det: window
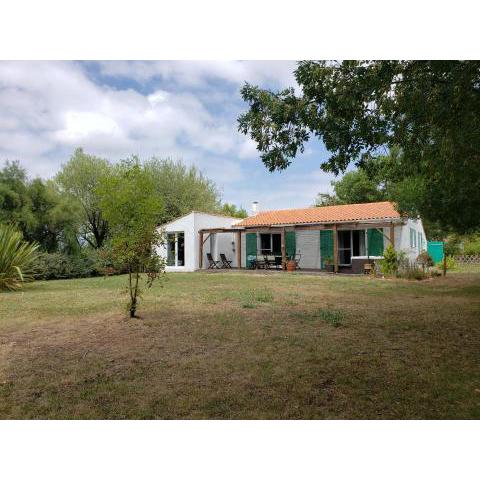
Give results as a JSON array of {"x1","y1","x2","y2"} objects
[
  {"x1": 260, "y1": 233, "x2": 281, "y2": 255},
  {"x1": 166, "y1": 232, "x2": 185, "y2": 267},
  {"x1": 410, "y1": 228, "x2": 416, "y2": 248},
  {"x1": 352, "y1": 230, "x2": 366, "y2": 257},
  {"x1": 418, "y1": 232, "x2": 423, "y2": 252}
]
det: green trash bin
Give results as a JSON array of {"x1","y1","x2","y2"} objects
[{"x1": 427, "y1": 241, "x2": 444, "y2": 264}]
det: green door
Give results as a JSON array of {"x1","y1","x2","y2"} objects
[
  {"x1": 427, "y1": 241, "x2": 444, "y2": 264},
  {"x1": 245, "y1": 232, "x2": 257, "y2": 268},
  {"x1": 367, "y1": 228, "x2": 384, "y2": 256},
  {"x1": 320, "y1": 230, "x2": 334, "y2": 269},
  {"x1": 285, "y1": 231, "x2": 296, "y2": 260}
]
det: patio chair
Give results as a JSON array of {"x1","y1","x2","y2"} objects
[
  {"x1": 220, "y1": 253, "x2": 232, "y2": 268},
  {"x1": 274, "y1": 256, "x2": 283, "y2": 270},
  {"x1": 363, "y1": 262, "x2": 374, "y2": 275},
  {"x1": 206, "y1": 253, "x2": 221, "y2": 269},
  {"x1": 294, "y1": 253, "x2": 302, "y2": 270},
  {"x1": 255, "y1": 255, "x2": 266, "y2": 269},
  {"x1": 264, "y1": 255, "x2": 275, "y2": 269}
]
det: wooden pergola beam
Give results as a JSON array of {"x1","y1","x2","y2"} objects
[
  {"x1": 236, "y1": 230, "x2": 241, "y2": 268},
  {"x1": 199, "y1": 231, "x2": 204, "y2": 269},
  {"x1": 333, "y1": 224, "x2": 339, "y2": 273}
]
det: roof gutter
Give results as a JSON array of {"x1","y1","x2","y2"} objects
[{"x1": 242, "y1": 217, "x2": 405, "y2": 228}]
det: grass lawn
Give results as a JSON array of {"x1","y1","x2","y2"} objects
[{"x1": 1, "y1": 270, "x2": 480, "y2": 419}]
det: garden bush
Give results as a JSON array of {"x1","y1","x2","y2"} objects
[
  {"x1": 380, "y1": 245, "x2": 399, "y2": 275},
  {"x1": 436, "y1": 255, "x2": 456, "y2": 271},
  {"x1": 463, "y1": 236, "x2": 480, "y2": 255},
  {"x1": 34, "y1": 250, "x2": 101, "y2": 280},
  {"x1": 416, "y1": 251, "x2": 434, "y2": 271}
]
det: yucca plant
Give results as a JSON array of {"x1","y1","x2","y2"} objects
[{"x1": 0, "y1": 224, "x2": 39, "y2": 291}]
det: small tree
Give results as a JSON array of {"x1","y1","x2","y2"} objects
[
  {"x1": 97, "y1": 158, "x2": 165, "y2": 318},
  {"x1": 380, "y1": 244, "x2": 399, "y2": 276}
]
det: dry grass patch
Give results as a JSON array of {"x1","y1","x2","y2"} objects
[{"x1": 1, "y1": 271, "x2": 480, "y2": 419}]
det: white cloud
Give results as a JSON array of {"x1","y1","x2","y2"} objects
[
  {"x1": 0, "y1": 61, "x2": 262, "y2": 180},
  {"x1": 97, "y1": 60, "x2": 298, "y2": 90},
  {"x1": 0, "y1": 60, "x2": 330, "y2": 210}
]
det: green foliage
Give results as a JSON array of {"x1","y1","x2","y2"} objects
[
  {"x1": 463, "y1": 235, "x2": 480, "y2": 255},
  {"x1": 437, "y1": 256, "x2": 457, "y2": 270},
  {"x1": 380, "y1": 245, "x2": 399, "y2": 275},
  {"x1": 416, "y1": 251, "x2": 434, "y2": 269},
  {"x1": 220, "y1": 203, "x2": 248, "y2": 218},
  {"x1": 55, "y1": 148, "x2": 111, "y2": 249},
  {"x1": 98, "y1": 158, "x2": 166, "y2": 318},
  {"x1": 0, "y1": 161, "x2": 81, "y2": 253},
  {"x1": 144, "y1": 158, "x2": 220, "y2": 223},
  {"x1": 395, "y1": 250, "x2": 428, "y2": 280},
  {"x1": 0, "y1": 223, "x2": 39, "y2": 291},
  {"x1": 239, "y1": 61, "x2": 480, "y2": 233},
  {"x1": 315, "y1": 170, "x2": 385, "y2": 206},
  {"x1": 34, "y1": 251, "x2": 100, "y2": 280},
  {"x1": 398, "y1": 266, "x2": 428, "y2": 281}
]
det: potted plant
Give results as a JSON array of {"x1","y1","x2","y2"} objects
[
  {"x1": 286, "y1": 257, "x2": 296, "y2": 272},
  {"x1": 324, "y1": 256, "x2": 334, "y2": 272}
]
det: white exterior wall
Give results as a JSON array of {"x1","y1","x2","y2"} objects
[
  {"x1": 395, "y1": 218, "x2": 427, "y2": 262},
  {"x1": 159, "y1": 213, "x2": 427, "y2": 272},
  {"x1": 241, "y1": 232, "x2": 246, "y2": 267},
  {"x1": 158, "y1": 212, "x2": 239, "y2": 272}
]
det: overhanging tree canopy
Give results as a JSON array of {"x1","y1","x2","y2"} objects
[{"x1": 238, "y1": 61, "x2": 480, "y2": 233}]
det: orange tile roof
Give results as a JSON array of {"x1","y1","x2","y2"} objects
[{"x1": 236, "y1": 201, "x2": 401, "y2": 227}]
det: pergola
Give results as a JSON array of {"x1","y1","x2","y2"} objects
[{"x1": 198, "y1": 220, "x2": 399, "y2": 272}]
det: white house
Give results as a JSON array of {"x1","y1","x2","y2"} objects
[
  {"x1": 157, "y1": 211, "x2": 241, "y2": 272},
  {"x1": 158, "y1": 202, "x2": 427, "y2": 273}
]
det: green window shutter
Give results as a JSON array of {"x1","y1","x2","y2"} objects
[
  {"x1": 285, "y1": 231, "x2": 296, "y2": 259},
  {"x1": 368, "y1": 228, "x2": 384, "y2": 256},
  {"x1": 320, "y1": 230, "x2": 334, "y2": 269},
  {"x1": 245, "y1": 232, "x2": 257, "y2": 268}
]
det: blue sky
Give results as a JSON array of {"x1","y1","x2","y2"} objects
[{"x1": 0, "y1": 61, "x2": 337, "y2": 211}]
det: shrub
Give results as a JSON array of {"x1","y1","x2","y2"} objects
[
  {"x1": 463, "y1": 237, "x2": 480, "y2": 255},
  {"x1": 380, "y1": 244, "x2": 398, "y2": 275},
  {"x1": 430, "y1": 268, "x2": 442, "y2": 277},
  {"x1": 0, "y1": 224, "x2": 39, "y2": 291},
  {"x1": 397, "y1": 264, "x2": 428, "y2": 280},
  {"x1": 416, "y1": 251, "x2": 434, "y2": 270},
  {"x1": 436, "y1": 255, "x2": 456, "y2": 271},
  {"x1": 396, "y1": 252, "x2": 429, "y2": 280},
  {"x1": 34, "y1": 250, "x2": 101, "y2": 280}
]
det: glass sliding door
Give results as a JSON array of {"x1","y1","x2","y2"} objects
[
  {"x1": 166, "y1": 232, "x2": 185, "y2": 267},
  {"x1": 167, "y1": 233, "x2": 176, "y2": 266},
  {"x1": 177, "y1": 232, "x2": 185, "y2": 266},
  {"x1": 338, "y1": 230, "x2": 352, "y2": 265},
  {"x1": 260, "y1": 233, "x2": 271, "y2": 254},
  {"x1": 272, "y1": 234, "x2": 281, "y2": 255}
]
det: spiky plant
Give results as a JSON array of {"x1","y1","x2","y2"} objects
[{"x1": 0, "y1": 224, "x2": 39, "y2": 291}]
